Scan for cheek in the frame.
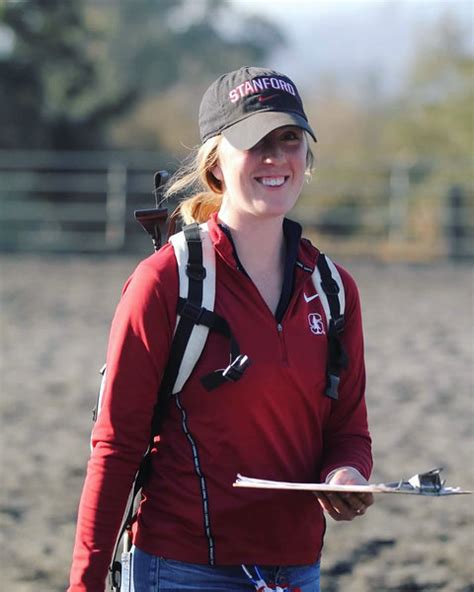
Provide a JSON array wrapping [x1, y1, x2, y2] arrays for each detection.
[[224, 156, 252, 188], [297, 149, 309, 177]]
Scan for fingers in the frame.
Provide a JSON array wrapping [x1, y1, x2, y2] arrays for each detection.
[[315, 492, 346, 521], [314, 491, 372, 522], [358, 492, 374, 508], [316, 467, 375, 521]]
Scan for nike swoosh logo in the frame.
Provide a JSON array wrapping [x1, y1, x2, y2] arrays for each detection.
[[304, 293, 320, 303], [258, 94, 279, 103]]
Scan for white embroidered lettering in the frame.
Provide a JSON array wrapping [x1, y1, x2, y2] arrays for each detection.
[[228, 77, 297, 102], [270, 77, 281, 90], [244, 81, 254, 94], [308, 313, 325, 335], [229, 89, 239, 103], [236, 83, 246, 98]]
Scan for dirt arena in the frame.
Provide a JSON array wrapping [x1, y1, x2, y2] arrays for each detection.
[[1, 253, 473, 592]]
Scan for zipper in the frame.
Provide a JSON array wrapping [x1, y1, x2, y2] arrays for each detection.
[[234, 269, 295, 368], [233, 260, 309, 369], [277, 322, 289, 366]]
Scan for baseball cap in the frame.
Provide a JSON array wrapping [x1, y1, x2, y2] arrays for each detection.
[[198, 66, 316, 150]]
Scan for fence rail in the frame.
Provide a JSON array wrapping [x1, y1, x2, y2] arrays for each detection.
[[0, 150, 472, 259]]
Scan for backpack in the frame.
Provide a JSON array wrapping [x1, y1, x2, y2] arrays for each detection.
[[95, 221, 347, 591]]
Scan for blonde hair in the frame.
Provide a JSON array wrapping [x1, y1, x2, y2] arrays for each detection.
[[165, 133, 315, 226], [165, 136, 224, 226]]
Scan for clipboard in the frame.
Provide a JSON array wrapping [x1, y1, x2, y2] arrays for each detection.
[[233, 469, 472, 496]]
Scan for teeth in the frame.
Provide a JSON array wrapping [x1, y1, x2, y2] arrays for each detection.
[[259, 177, 285, 187]]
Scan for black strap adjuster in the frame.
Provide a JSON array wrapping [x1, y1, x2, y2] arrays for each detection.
[[325, 374, 340, 400], [179, 300, 205, 324], [329, 316, 345, 336], [222, 354, 251, 382], [109, 559, 122, 591], [186, 262, 206, 281]]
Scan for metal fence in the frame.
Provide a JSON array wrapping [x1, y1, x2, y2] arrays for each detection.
[[0, 150, 472, 259]]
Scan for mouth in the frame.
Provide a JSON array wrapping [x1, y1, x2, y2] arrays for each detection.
[[255, 176, 288, 187]]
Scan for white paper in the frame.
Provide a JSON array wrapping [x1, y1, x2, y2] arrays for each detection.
[[233, 474, 471, 496]]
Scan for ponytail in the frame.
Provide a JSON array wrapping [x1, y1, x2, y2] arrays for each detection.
[[176, 192, 223, 226], [164, 136, 223, 225]]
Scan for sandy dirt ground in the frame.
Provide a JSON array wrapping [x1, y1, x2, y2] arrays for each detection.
[[1, 253, 473, 592]]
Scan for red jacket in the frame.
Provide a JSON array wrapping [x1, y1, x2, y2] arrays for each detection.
[[69, 214, 372, 591]]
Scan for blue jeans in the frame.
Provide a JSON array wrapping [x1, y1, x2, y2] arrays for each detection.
[[130, 546, 320, 591]]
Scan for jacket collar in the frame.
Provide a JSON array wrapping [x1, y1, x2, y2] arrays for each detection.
[[207, 212, 318, 273], [206, 213, 319, 322]]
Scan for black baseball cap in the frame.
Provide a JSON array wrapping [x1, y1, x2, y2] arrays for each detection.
[[199, 66, 316, 150]]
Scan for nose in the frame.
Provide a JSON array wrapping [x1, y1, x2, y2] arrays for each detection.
[[261, 140, 284, 164]]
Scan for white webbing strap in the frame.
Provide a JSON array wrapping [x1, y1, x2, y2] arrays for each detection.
[[169, 222, 216, 394]]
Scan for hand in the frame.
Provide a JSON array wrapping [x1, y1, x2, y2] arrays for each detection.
[[314, 467, 374, 522]]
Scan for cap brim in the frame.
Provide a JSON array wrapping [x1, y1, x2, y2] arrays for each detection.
[[222, 111, 317, 150]]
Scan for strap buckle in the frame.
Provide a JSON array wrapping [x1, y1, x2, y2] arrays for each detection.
[[179, 300, 205, 324], [329, 316, 345, 336], [109, 560, 122, 591], [325, 374, 340, 400], [222, 354, 251, 382], [186, 262, 206, 281]]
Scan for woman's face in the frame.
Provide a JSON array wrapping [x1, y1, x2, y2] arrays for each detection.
[[213, 126, 308, 221]]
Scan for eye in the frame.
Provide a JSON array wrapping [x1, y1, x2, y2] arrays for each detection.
[[280, 129, 302, 143]]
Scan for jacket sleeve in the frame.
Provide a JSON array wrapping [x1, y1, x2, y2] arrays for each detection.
[[319, 266, 373, 483], [68, 251, 177, 592]]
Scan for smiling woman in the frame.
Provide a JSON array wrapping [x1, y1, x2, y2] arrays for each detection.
[[165, 66, 315, 230], [214, 126, 308, 221], [68, 66, 373, 592]]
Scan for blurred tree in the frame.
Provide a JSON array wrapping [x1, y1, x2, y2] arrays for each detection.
[[101, 0, 280, 94], [0, 0, 283, 150], [296, 11, 473, 248], [0, 0, 137, 149], [387, 14, 473, 163]]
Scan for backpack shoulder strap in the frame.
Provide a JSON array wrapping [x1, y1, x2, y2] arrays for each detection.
[[158, 221, 250, 404], [312, 253, 345, 326], [167, 221, 216, 394], [312, 253, 348, 400]]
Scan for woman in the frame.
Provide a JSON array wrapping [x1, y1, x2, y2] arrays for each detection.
[[69, 66, 373, 592]]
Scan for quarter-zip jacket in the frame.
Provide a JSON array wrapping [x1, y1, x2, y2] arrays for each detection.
[[69, 214, 372, 591]]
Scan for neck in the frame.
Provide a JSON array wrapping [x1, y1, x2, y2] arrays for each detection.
[[217, 207, 288, 314], [218, 209, 285, 272]]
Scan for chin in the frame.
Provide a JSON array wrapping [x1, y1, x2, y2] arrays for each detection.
[[255, 205, 294, 219], [259, 198, 299, 217]]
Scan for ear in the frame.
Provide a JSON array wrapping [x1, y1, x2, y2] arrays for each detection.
[[212, 162, 223, 182]]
